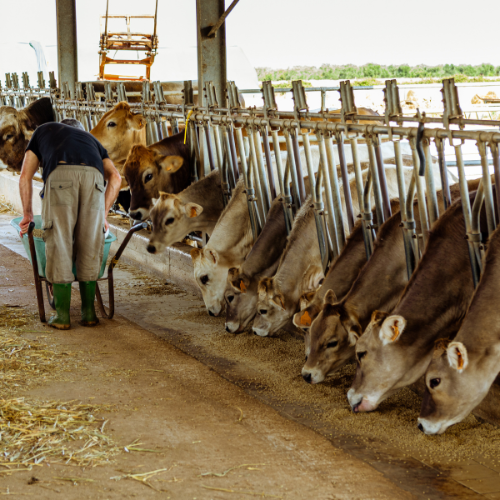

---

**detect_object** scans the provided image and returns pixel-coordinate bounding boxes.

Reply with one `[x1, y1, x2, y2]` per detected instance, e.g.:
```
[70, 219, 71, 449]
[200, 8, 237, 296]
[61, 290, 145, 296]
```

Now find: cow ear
[184, 202, 203, 218]
[323, 289, 337, 306]
[302, 264, 324, 292]
[158, 155, 184, 172]
[258, 277, 273, 300]
[132, 112, 145, 130]
[190, 247, 202, 260]
[347, 324, 362, 346]
[447, 342, 469, 372]
[300, 291, 317, 311]
[379, 314, 406, 346]
[204, 248, 218, 265]
[272, 293, 285, 310]
[228, 267, 239, 281]
[293, 308, 312, 329]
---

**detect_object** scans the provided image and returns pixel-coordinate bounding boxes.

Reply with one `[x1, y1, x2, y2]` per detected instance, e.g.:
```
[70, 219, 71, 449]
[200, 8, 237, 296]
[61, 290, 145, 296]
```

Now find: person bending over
[19, 118, 122, 330]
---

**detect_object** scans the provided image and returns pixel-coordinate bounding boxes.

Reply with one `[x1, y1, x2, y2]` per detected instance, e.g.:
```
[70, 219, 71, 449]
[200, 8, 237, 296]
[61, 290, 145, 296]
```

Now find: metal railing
[2, 72, 499, 285]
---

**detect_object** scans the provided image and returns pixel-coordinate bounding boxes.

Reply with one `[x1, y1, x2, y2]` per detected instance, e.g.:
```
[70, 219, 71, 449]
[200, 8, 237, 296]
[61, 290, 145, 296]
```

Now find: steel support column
[56, 0, 78, 97]
[196, 0, 227, 107]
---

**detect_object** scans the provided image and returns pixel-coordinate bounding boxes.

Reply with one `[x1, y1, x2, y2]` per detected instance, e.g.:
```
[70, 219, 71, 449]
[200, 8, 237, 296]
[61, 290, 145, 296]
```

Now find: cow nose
[302, 373, 312, 384]
[129, 210, 142, 220]
[225, 325, 231, 333]
[208, 310, 215, 317]
[147, 244, 156, 254]
[418, 423, 424, 433]
[352, 402, 361, 413]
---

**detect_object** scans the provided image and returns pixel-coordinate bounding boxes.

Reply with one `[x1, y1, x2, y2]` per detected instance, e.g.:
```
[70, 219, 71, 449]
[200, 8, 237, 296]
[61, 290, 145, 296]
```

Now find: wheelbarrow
[11, 215, 147, 323]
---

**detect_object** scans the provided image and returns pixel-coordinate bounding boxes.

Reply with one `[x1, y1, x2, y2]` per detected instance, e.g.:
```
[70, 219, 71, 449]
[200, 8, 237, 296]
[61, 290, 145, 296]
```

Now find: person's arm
[19, 150, 40, 235]
[102, 157, 122, 231]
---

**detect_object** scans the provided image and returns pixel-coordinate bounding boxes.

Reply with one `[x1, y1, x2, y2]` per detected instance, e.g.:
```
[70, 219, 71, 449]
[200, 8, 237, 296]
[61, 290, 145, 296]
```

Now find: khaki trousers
[41, 165, 105, 284]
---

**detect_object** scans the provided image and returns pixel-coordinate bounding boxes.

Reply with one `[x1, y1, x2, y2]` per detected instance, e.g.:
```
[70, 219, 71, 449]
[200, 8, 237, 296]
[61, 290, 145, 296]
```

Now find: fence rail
[2, 71, 500, 285]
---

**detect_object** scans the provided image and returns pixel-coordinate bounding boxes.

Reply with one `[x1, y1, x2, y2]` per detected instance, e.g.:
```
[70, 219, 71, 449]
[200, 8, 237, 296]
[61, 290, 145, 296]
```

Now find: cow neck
[454, 228, 500, 362]
[394, 200, 474, 348]
[343, 209, 407, 331]
[318, 221, 367, 303]
[206, 179, 253, 262]
[179, 169, 223, 223]
[241, 199, 287, 279]
[275, 202, 319, 299]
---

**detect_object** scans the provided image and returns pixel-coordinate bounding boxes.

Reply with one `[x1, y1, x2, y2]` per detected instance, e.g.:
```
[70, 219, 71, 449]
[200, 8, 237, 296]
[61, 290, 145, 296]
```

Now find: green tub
[11, 215, 117, 280]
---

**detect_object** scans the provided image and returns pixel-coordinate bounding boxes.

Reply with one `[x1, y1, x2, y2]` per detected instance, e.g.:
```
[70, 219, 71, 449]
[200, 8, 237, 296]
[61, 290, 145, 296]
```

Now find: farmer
[18, 118, 122, 330]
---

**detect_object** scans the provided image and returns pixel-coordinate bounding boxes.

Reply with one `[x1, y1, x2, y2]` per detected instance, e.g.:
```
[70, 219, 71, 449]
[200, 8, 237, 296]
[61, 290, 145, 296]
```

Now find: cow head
[191, 247, 229, 316]
[124, 144, 184, 221]
[298, 291, 360, 385]
[347, 312, 432, 412]
[417, 340, 484, 435]
[147, 192, 203, 254]
[252, 277, 289, 337]
[91, 101, 146, 176]
[0, 98, 54, 172]
[224, 268, 255, 334]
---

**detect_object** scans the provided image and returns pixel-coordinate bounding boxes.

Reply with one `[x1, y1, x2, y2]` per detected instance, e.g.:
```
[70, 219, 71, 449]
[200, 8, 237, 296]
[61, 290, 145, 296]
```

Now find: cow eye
[430, 378, 441, 389]
[5, 134, 14, 141]
[227, 295, 234, 303]
[357, 351, 367, 363]
[326, 340, 338, 349]
[200, 275, 209, 285]
[165, 218, 174, 226]
[145, 173, 153, 183]
[107, 121, 117, 128]
[259, 309, 267, 315]
[305, 355, 308, 362]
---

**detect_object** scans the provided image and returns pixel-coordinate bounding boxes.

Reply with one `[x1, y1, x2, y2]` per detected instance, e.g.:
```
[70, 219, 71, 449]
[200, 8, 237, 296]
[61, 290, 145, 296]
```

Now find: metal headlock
[3, 74, 500, 283]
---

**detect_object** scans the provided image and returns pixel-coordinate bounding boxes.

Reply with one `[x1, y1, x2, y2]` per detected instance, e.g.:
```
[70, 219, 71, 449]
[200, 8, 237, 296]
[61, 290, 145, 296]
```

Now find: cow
[90, 101, 146, 186]
[418, 225, 500, 435]
[224, 197, 288, 334]
[123, 132, 192, 221]
[0, 97, 54, 172]
[146, 169, 224, 254]
[253, 198, 325, 337]
[347, 186, 491, 413]
[191, 177, 253, 316]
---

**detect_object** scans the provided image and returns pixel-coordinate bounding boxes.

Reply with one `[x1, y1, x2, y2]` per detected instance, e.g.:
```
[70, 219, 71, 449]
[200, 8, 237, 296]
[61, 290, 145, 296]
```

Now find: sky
[1, 0, 499, 82]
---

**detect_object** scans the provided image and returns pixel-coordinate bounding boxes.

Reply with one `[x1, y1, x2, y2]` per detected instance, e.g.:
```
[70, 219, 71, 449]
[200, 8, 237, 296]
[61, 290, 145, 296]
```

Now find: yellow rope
[184, 110, 194, 144]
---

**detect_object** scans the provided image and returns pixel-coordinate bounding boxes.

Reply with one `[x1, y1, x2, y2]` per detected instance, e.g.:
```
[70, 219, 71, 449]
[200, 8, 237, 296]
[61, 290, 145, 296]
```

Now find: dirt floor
[0, 214, 500, 499]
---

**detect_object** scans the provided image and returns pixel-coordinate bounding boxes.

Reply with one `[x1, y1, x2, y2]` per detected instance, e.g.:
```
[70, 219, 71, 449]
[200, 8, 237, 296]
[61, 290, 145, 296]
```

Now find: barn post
[55, 0, 78, 97]
[196, 0, 227, 107]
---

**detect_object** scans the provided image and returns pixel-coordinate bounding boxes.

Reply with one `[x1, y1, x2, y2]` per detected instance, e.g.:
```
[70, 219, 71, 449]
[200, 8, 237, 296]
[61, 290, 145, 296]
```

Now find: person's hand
[19, 214, 34, 236]
[104, 218, 109, 233]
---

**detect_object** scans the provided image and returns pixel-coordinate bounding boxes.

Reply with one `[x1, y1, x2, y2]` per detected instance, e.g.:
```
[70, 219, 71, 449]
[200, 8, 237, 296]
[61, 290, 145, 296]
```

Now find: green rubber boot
[79, 281, 99, 327]
[48, 283, 72, 330]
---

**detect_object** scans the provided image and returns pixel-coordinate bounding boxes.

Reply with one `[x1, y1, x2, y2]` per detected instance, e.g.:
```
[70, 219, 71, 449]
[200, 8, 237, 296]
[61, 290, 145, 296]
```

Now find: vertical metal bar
[423, 139, 439, 225]
[409, 137, 430, 246]
[317, 131, 340, 258]
[212, 124, 224, 170]
[284, 129, 303, 211]
[366, 136, 385, 229]
[250, 129, 271, 216]
[373, 135, 392, 220]
[190, 122, 201, 182]
[477, 140, 496, 234]
[490, 142, 500, 222]
[454, 143, 481, 287]
[56, 0, 78, 97]
[271, 129, 285, 195]
[203, 123, 216, 172]
[161, 120, 170, 138]
[291, 131, 307, 204]
[228, 126, 240, 179]
[335, 131, 355, 232]
[325, 133, 347, 248]
[435, 137, 451, 210]
[261, 127, 277, 200]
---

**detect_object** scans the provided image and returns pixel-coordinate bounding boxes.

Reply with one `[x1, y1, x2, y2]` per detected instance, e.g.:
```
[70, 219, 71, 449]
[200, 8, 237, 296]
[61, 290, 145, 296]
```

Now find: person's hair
[60, 118, 85, 130]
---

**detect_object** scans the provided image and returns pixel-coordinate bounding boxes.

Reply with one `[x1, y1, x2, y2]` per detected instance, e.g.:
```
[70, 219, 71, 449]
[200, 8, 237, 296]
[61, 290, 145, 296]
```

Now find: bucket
[10, 215, 117, 280]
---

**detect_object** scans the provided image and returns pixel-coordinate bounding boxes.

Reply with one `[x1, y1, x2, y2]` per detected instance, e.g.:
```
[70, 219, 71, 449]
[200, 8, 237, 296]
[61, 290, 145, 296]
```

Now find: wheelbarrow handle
[27, 221, 46, 323]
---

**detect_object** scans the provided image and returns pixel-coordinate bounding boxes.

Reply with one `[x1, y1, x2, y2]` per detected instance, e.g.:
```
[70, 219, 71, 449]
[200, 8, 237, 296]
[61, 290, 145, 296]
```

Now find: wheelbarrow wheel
[46, 282, 55, 310]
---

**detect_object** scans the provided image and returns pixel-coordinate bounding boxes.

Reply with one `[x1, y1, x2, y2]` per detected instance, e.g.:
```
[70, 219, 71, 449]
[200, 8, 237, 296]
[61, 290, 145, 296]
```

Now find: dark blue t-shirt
[26, 122, 109, 183]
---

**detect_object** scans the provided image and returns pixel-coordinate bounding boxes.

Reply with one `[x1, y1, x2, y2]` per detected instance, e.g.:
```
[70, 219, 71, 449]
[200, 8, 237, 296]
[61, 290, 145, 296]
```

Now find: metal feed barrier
[2, 72, 500, 286]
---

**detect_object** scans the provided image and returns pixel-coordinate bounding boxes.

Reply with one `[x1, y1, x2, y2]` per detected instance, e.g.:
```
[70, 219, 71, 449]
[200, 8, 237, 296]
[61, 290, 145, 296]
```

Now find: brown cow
[224, 197, 287, 334]
[124, 132, 192, 221]
[418, 225, 500, 434]
[0, 97, 54, 172]
[347, 187, 491, 413]
[90, 101, 146, 186]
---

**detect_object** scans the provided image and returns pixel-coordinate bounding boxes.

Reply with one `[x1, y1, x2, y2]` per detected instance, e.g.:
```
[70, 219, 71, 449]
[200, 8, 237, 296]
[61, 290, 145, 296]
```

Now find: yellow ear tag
[390, 323, 400, 342]
[239, 281, 247, 293]
[189, 207, 197, 218]
[457, 350, 464, 369]
[300, 310, 311, 326]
